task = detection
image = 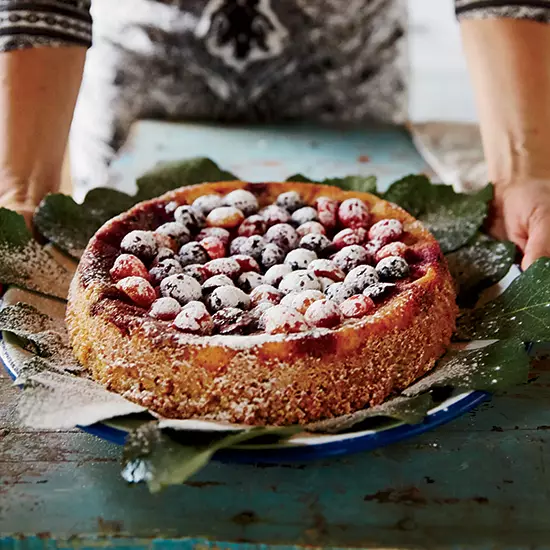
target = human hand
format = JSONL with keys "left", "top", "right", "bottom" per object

{"left": 490, "top": 180, "right": 550, "bottom": 270}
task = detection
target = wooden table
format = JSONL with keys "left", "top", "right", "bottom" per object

{"left": 2, "top": 122, "right": 550, "bottom": 549}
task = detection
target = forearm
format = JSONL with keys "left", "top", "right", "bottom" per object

{"left": 461, "top": 18, "right": 550, "bottom": 186}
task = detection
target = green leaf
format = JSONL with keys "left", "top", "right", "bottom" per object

{"left": 0, "top": 207, "right": 33, "bottom": 248}
{"left": 404, "top": 339, "right": 530, "bottom": 396}
{"left": 285, "top": 173, "right": 314, "bottom": 183}
{"left": 384, "top": 176, "right": 493, "bottom": 253}
{"left": 122, "top": 423, "right": 299, "bottom": 491}
{"left": 456, "top": 257, "right": 550, "bottom": 341}
{"left": 286, "top": 174, "right": 378, "bottom": 194}
{"left": 446, "top": 234, "right": 516, "bottom": 307}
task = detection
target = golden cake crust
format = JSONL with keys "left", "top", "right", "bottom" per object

{"left": 66, "top": 181, "right": 457, "bottom": 425}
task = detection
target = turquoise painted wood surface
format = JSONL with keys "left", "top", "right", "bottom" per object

{"left": 2, "top": 122, "right": 550, "bottom": 549}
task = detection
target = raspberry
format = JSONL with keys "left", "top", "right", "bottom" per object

{"left": 307, "top": 259, "right": 345, "bottom": 282}
{"left": 340, "top": 295, "right": 375, "bottom": 318}
{"left": 260, "top": 204, "right": 291, "bottom": 226}
{"left": 260, "top": 243, "right": 285, "bottom": 270}
{"left": 224, "top": 189, "right": 259, "bottom": 216}
{"left": 338, "top": 198, "right": 370, "bottom": 229}
{"left": 149, "top": 258, "right": 183, "bottom": 286}
{"left": 264, "top": 223, "right": 299, "bottom": 252}
{"left": 200, "top": 236, "right": 226, "bottom": 260}
{"left": 238, "top": 215, "right": 267, "bottom": 237}
{"left": 116, "top": 276, "right": 156, "bottom": 308}
{"left": 174, "top": 205, "right": 205, "bottom": 231}
{"left": 363, "top": 239, "right": 384, "bottom": 262}
{"left": 120, "top": 230, "right": 158, "bottom": 262}
{"left": 181, "top": 264, "right": 206, "bottom": 283}
{"left": 196, "top": 227, "right": 231, "bottom": 245}
{"left": 368, "top": 219, "right": 403, "bottom": 244}
{"left": 203, "top": 257, "right": 241, "bottom": 279}
{"left": 304, "top": 299, "right": 342, "bottom": 328}
{"left": 375, "top": 241, "right": 408, "bottom": 262}
{"left": 276, "top": 191, "right": 303, "bottom": 212}
{"left": 263, "top": 263, "right": 292, "bottom": 287}
{"left": 332, "top": 228, "right": 368, "bottom": 249}
{"left": 296, "top": 221, "right": 326, "bottom": 238}
{"left": 285, "top": 248, "right": 317, "bottom": 270}
{"left": 173, "top": 301, "right": 213, "bottom": 335}
{"left": 192, "top": 194, "right": 223, "bottom": 216}
{"left": 153, "top": 247, "right": 176, "bottom": 264}
{"left": 250, "top": 302, "right": 273, "bottom": 329}
{"left": 202, "top": 274, "right": 234, "bottom": 295}
{"left": 299, "top": 233, "right": 332, "bottom": 255}
{"left": 232, "top": 254, "right": 260, "bottom": 273}
{"left": 149, "top": 297, "right": 182, "bottom": 320}
{"left": 376, "top": 256, "right": 410, "bottom": 280}
{"left": 280, "top": 289, "right": 325, "bottom": 314}
{"left": 344, "top": 264, "right": 379, "bottom": 293}
{"left": 206, "top": 206, "right": 245, "bottom": 229}
{"left": 237, "top": 271, "right": 264, "bottom": 293}
{"left": 178, "top": 242, "right": 209, "bottom": 266}
{"left": 160, "top": 273, "right": 202, "bottom": 305}
{"left": 363, "top": 282, "right": 396, "bottom": 300}
{"left": 229, "top": 236, "right": 248, "bottom": 256}
{"left": 208, "top": 285, "right": 251, "bottom": 310}
{"left": 240, "top": 235, "right": 266, "bottom": 261}
{"left": 291, "top": 206, "right": 318, "bottom": 226}
{"left": 279, "top": 270, "right": 322, "bottom": 294}
{"left": 324, "top": 281, "right": 356, "bottom": 304}
{"left": 154, "top": 222, "right": 191, "bottom": 245}
{"left": 249, "top": 284, "right": 283, "bottom": 306}
{"left": 332, "top": 245, "right": 369, "bottom": 271}
{"left": 263, "top": 305, "right": 309, "bottom": 334}
{"left": 315, "top": 196, "right": 339, "bottom": 231}
{"left": 110, "top": 254, "right": 149, "bottom": 281}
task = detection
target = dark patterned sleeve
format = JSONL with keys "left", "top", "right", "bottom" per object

{"left": 0, "top": 0, "right": 92, "bottom": 52}
{"left": 456, "top": 1, "right": 550, "bottom": 23}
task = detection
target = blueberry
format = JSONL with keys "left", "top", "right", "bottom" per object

{"left": 363, "top": 282, "right": 396, "bottom": 300}
{"left": 344, "top": 265, "right": 379, "bottom": 293}
{"left": 240, "top": 235, "right": 266, "bottom": 261}
{"left": 149, "top": 258, "right": 183, "bottom": 286}
{"left": 178, "top": 242, "right": 209, "bottom": 266}
{"left": 261, "top": 243, "right": 285, "bottom": 270}
{"left": 174, "top": 205, "right": 205, "bottom": 231}
{"left": 376, "top": 256, "right": 410, "bottom": 280}
{"left": 291, "top": 206, "right": 318, "bottom": 226}
{"left": 202, "top": 274, "right": 234, "bottom": 296}
{"left": 325, "top": 282, "right": 356, "bottom": 304}
{"left": 299, "top": 233, "right": 332, "bottom": 255}
{"left": 276, "top": 191, "right": 303, "bottom": 212}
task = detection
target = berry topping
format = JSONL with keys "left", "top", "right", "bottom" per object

{"left": 192, "top": 194, "right": 224, "bottom": 215}
{"left": 375, "top": 241, "right": 408, "bottom": 262}
{"left": 363, "top": 239, "right": 384, "bottom": 261}
{"left": 232, "top": 254, "right": 260, "bottom": 273}
{"left": 149, "top": 297, "right": 182, "bottom": 321}
{"left": 263, "top": 305, "right": 309, "bottom": 334}
{"left": 239, "top": 235, "right": 266, "bottom": 261}
{"left": 165, "top": 201, "right": 179, "bottom": 216}
{"left": 332, "top": 245, "right": 369, "bottom": 271}
{"left": 160, "top": 273, "right": 202, "bottom": 305}
{"left": 304, "top": 299, "right": 342, "bottom": 328}
{"left": 285, "top": 248, "right": 317, "bottom": 270}
{"left": 307, "top": 259, "right": 345, "bottom": 281}
{"left": 196, "top": 227, "right": 231, "bottom": 245}
{"left": 332, "top": 228, "right": 368, "bottom": 249}
{"left": 315, "top": 196, "right": 339, "bottom": 230}
{"left": 260, "top": 204, "right": 291, "bottom": 226}
{"left": 338, "top": 198, "right": 370, "bottom": 229}
{"left": 296, "top": 221, "right": 326, "bottom": 238}
{"left": 153, "top": 247, "right": 176, "bottom": 264}
{"left": 299, "top": 233, "right": 332, "bottom": 255}
{"left": 110, "top": 254, "right": 149, "bottom": 281}
{"left": 279, "top": 270, "right": 322, "bottom": 294}
{"left": 173, "top": 301, "right": 213, "bottom": 335}
{"left": 276, "top": 191, "right": 303, "bottom": 212}
{"left": 212, "top": 307, "right": 256, "bottom": 335}
{"left": 208, "top": 285, "right": 250, "bottom": 310}
{"left": 238, "top": 214, "right": 267, "bottom": 237}
{"left": 237, "top": 271, "right": 264, "bottom": 293}
{"left": 116, "top": 276, "right": 156, "bottom": 308}
{"left": 120, "top": 230, "right": 158, "bottom": 262}
{"left": 199, "top": 236, "right": 226, "bottom": 260}
{"left": 154, "top": 222, "right": 191, "bottom": 245}
{"left": 206, "top": 206, "right": 245, "bottom": 229}
{"left": 152, "top": 232, "right": 177, "bottom": 253}
{"left": 250, "top": 284, "right": 283, "bottom": 306}
{"left": 178, "top": 242, "right": 210, "bottom": 266}
{"left": 344, "top": 264, "right": 379, "bottom": 293}
{"left": 174, "top": 205, "right": 205, "bottom": 231}
{"left": 260, "top": 243, "right": 286, "bottom": 270}
{"left": 203, "top": 257, "right": 241, "bottom": 279}
{"left": 264, "top": 223, "right": 299, "bottom": 252}
{"left": 324, "top": 281, "right": 356, "bottom": 304}
{"left": 263, "top": 263, "right": 292, "bottom": 287}
{"left": 368, "top": 218, "right": 403, "bottom": 244}
{"left": 339, "top": 295, "right": 375, "bottom": 318}
{"left": 376, "top": 256, "right": 410, "bottom": 280}
{"left": 291, "top": 206, "right": 318, "bottom": 226}
{"left": 181, "top": 264, "right": 206, "bottom": 283}
{"left": 280, "top": 289, "right": 325, "bottom": 314}
{"left": 363, "top": 282, "right": 396, "bottom": 300}
{"left": 229, "top": 236, "right": 248, "bottom": 256}
{"left": 148, "top": 258, "right": 183, "bottom": 286}
{"left": 202, "top": 274, "right": 234, "bottom": 295}
{"left": 224, "top": 189, "right": 259, "bottom": 216}
{"left": 319, "top": 276, "right": 335, "bottom": 292}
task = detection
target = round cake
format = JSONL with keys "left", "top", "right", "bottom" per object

{"left": 67, "top": 181, "right": 457, "bottom": 425}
